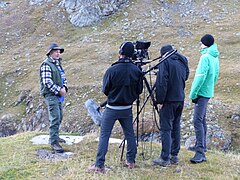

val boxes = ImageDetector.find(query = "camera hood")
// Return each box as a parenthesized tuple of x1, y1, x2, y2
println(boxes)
(135, 40, 151, 50)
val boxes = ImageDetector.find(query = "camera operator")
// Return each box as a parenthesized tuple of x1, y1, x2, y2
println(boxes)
(153, 45, 189, 166)
(88, 42, 143, 173)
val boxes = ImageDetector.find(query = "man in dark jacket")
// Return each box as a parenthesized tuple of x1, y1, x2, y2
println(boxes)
(88, 42, 143, 173)
(153, 45, 189, 166)
(40, 43, 68, 153)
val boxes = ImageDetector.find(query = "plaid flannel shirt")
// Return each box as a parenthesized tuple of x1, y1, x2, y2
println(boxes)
(40, 58, 67, 95)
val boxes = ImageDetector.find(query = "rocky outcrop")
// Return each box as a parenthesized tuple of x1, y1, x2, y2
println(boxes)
(28, 0, 129, 27)
(60, 0, 129, 27)
(0, 90, 49, 137)
(0, 88, 236, 152)
(0, 114, 17, 137)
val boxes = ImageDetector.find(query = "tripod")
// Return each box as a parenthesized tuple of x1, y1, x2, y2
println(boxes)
(119, 50, 177, 161)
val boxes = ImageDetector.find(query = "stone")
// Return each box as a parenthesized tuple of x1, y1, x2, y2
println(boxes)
(30, 135, 84, 145)
(37, 149, 73, 161)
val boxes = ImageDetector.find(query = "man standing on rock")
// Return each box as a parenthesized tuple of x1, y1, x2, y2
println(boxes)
(40, 43, 68, 153)
(88, 42, 143, 173)
(189, 34, 220, 163)
(153, 45, 189, 167)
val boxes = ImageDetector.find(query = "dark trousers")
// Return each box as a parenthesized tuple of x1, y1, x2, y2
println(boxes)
(160, 102, 184, 161)
(45, 95, 63, 145)
(193, 96, 209, 153)
(95, 107, 137, 168)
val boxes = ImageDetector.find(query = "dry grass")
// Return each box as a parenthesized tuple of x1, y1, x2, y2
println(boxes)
(0, 0, 239, 103)
(0, 132, 239, 179)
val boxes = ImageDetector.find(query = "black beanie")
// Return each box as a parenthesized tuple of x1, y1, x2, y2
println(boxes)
(201, 34, 214, 47)
(160, 44, 173, 57)
(119, 42, 134, 57)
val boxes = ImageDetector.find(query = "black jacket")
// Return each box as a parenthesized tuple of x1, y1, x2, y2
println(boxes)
(156, 52, 189, 104)
(102, 58, 143, 106)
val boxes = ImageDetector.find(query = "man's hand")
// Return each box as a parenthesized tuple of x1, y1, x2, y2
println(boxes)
(59, 87, 66, 96)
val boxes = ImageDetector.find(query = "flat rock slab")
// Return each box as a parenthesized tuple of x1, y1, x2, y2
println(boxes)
(30, 134, 124, 145)
(96, 137, 124, 144)
(30, 135, 84, 145)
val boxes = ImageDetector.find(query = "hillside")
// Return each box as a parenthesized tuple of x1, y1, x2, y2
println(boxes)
(0, 0, 240, 151)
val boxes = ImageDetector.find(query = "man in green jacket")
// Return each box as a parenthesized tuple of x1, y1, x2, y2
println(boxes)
(40, 43, 68, 153)
(189, 34, 220, 163)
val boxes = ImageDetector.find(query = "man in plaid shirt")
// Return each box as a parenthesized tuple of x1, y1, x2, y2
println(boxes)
(40, 43, 68, 153)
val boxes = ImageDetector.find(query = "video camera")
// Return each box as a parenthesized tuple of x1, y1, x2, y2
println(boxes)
(132, 40, 151, 61)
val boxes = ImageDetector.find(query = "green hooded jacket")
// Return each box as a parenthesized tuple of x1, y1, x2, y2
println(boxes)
(189, 43, 220, 100)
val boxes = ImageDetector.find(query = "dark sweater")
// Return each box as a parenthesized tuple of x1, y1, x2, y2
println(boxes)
(102, 58, 143, 106)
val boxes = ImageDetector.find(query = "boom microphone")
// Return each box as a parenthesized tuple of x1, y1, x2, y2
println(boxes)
(84, 99, 103, 126)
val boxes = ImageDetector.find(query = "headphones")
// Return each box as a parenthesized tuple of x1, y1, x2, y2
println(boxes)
(119, 42, 127, 55)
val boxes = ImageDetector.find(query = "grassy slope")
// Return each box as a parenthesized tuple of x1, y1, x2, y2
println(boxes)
(0, 0, 239, 134)
(0, 132, 239, 180)
(0, 0, 239, 103)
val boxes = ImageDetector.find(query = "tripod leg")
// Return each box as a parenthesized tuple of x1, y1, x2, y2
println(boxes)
(136, 96, 140, 146)
(120, 140, 125, 161)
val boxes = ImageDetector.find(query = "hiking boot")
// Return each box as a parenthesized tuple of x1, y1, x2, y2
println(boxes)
(59, 137, 66, 143)
(87, 164, 106, 174)
(125, 161, 135, 169)
(153, 157, 170, 167)
(190, 151, 207, 163)
(188, 146, 196, 152)
(51, 143, 64, 153)
(188, 146, 207, 152)
(170, 155, 179, 165)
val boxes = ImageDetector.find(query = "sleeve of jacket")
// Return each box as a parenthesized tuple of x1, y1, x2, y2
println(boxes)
(102, 68, 112, 96)
(189, 56, 209, 100)
(155, 62, 168, 104)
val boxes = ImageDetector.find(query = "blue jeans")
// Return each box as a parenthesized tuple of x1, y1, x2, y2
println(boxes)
(160, 102, 184, 161)
(95, 107, 137, 168)
(193, 96, 209, 153)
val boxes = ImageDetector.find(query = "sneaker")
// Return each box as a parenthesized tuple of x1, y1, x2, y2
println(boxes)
(190, 151, 207, 163)
(59, 137, 66, 143)
(51, 143, 64, 153)
(153, 158, 170, 167)
(125, 161, 135, 169)
(87, 164, 106, 174)
(170, 155, 179, 165)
